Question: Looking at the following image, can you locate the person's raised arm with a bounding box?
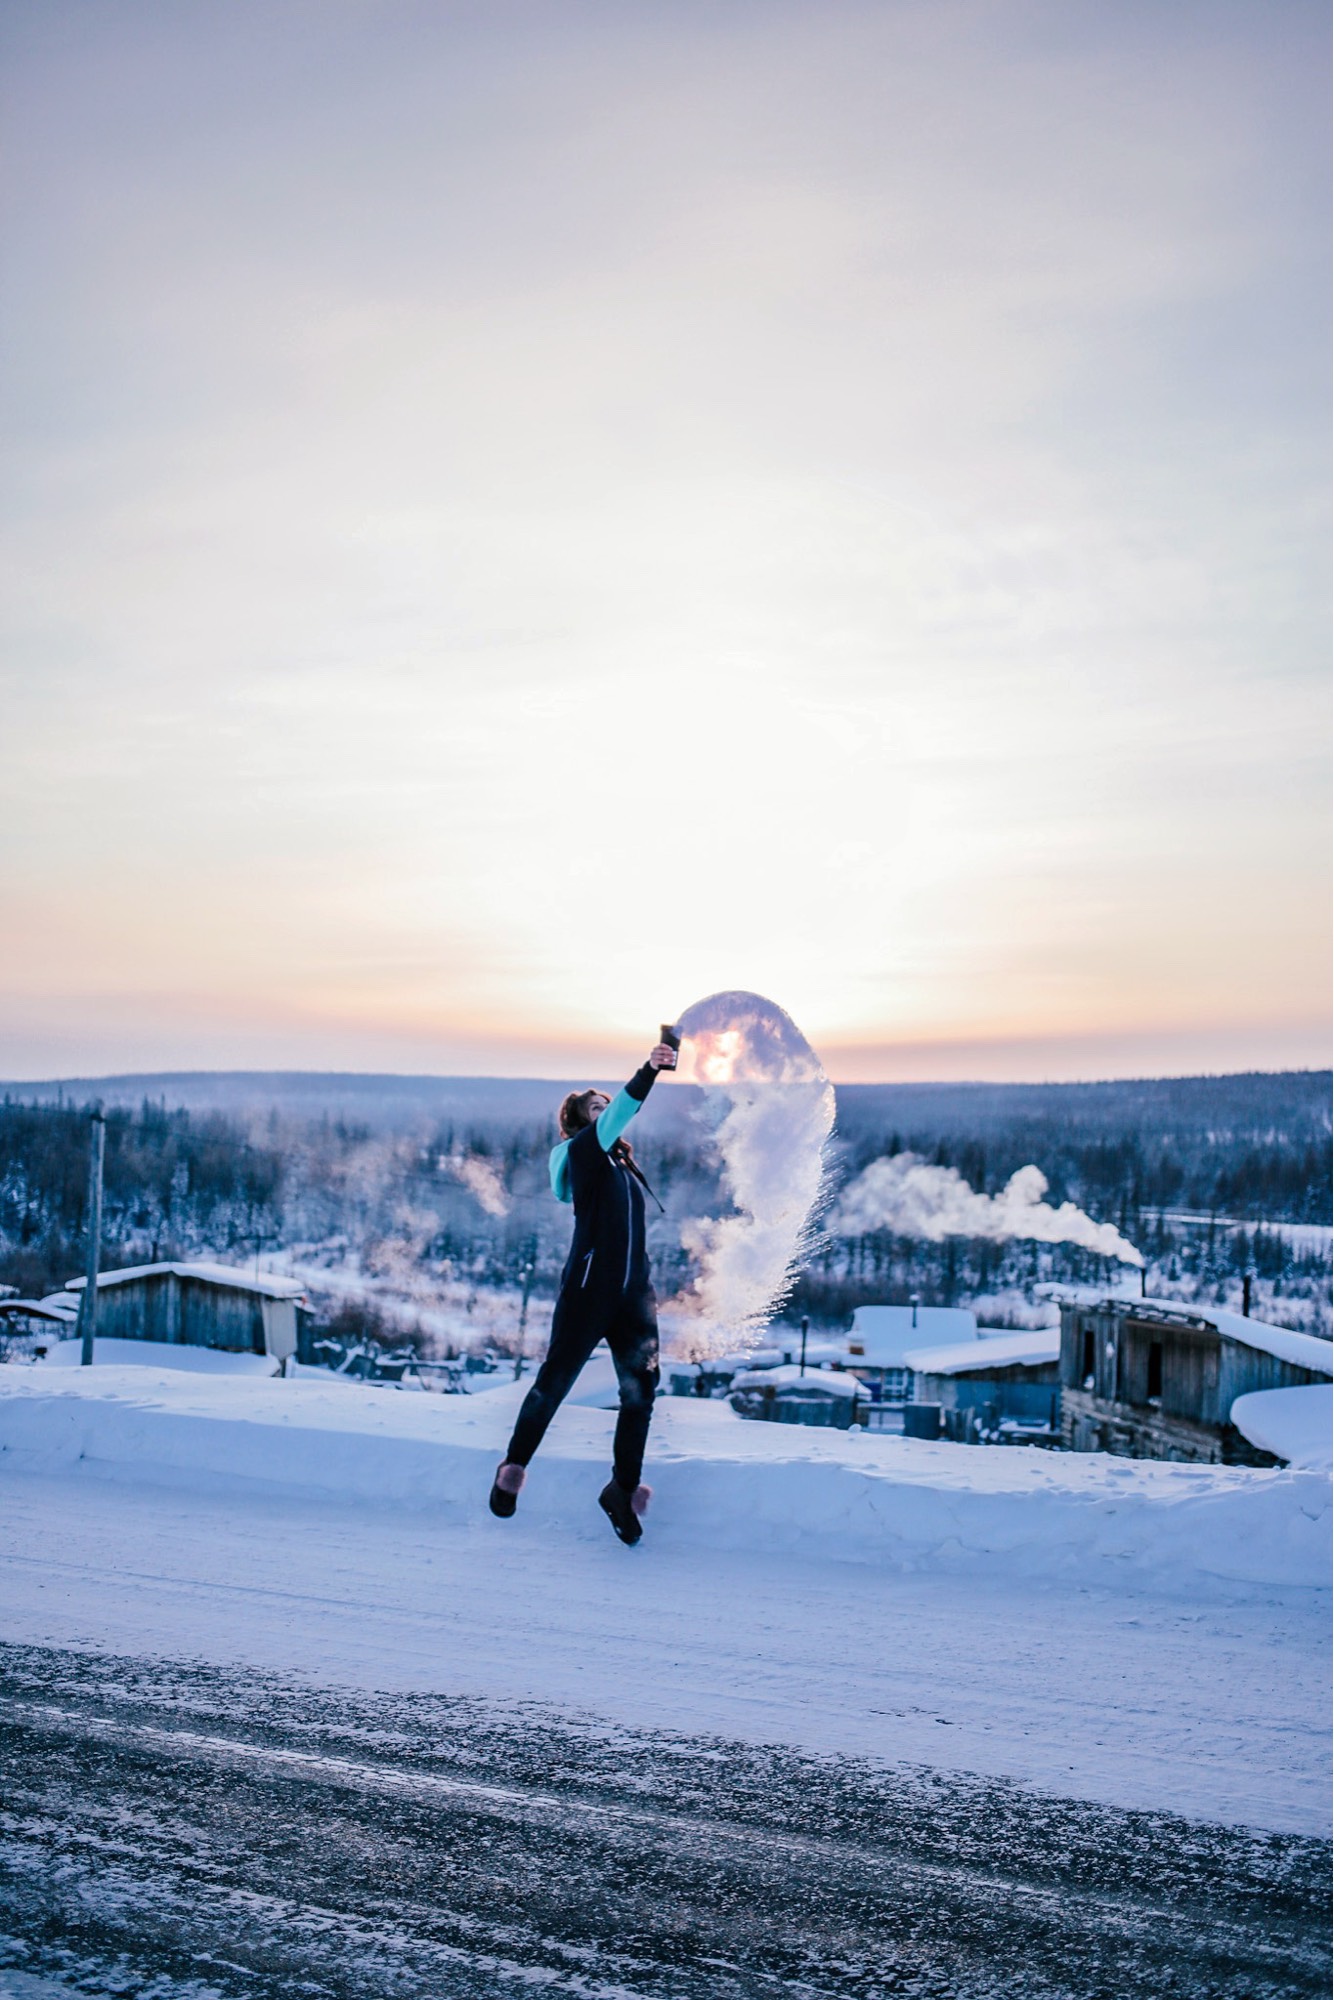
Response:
[596,1042,676,1152]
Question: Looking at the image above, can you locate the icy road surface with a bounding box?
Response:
[0,1644,1329,2000]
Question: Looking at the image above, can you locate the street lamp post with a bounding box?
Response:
[79,1108,106,1367]
[514,1260,535,1380]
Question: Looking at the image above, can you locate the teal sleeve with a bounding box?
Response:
[596,1087,641,1153]
[549,1141,573,1202]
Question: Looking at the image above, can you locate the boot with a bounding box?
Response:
[598,1479,651,1545]
[489,1461,526,1518]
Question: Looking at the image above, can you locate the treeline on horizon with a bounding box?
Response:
[834,1069,1333,1228]
[0,1071,1328,1307]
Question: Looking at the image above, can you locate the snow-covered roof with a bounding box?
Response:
[0,1298,78,1322]
[846,1305,977,1368]
[730,1364,863,1399]
[1058,1293,1333,1379]
[907,1329,1060,1376]
[65,1261,306,1301]
[712,1340,849,1372]
[1230,1386,1332,1469]
[1195,1302,1333,1378]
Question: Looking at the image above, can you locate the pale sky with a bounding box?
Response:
[1,0,1329,1083]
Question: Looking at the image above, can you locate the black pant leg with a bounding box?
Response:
[505,1287,604,1468]
[605,1287,660,1493]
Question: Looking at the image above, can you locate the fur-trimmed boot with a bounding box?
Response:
[598,1479,651,1545]
[488,1462,527,1518]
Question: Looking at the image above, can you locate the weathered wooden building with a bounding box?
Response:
[66,1261,309,1362]
[1059,1295,1333,1463]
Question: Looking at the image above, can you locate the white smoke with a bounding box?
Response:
[440,1153,511,1218]
[831,1153,1143,1266]
[670,990,835,1352]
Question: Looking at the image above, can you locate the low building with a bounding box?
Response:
[843,1304,979,1405]
[906,1328,1061,1444]
[1058,1295,1333,1463]
[0,1293,79,1357]
[729,1363,863,1431]
[0,1296,78,1333]
[668,1339,849,1399]
[65,1261,310,1363]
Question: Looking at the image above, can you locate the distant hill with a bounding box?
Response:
[0,1070,582,1131]
[834,1070,1333,1146]
[3,1065,1329,1144]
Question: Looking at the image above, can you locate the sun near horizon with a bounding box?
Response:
[1,1,1328,1089]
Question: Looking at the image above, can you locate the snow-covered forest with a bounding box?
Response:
[2,1070,1329,1348]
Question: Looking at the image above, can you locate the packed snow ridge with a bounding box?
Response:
[0,1362,1327,1593]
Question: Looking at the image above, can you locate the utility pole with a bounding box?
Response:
[79,1108,106,1367]
[513,1259,535,1380]
[799,1314,809,1376]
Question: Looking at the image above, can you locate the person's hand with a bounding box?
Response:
[649,1043,677,1070]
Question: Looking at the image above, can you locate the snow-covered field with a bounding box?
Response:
[0,1360,1328,1838]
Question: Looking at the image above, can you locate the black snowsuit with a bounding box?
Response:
[505,1063,660,1492]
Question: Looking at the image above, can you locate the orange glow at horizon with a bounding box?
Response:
[0,4,1326,1086]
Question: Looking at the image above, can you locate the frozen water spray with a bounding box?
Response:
[669,991,836,1353]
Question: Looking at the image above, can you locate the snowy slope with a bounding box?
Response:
[0,1364,1326,1590]
[38,1337,278,1378]
[0,1363,1328,1837]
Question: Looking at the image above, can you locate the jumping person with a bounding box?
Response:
[489,1039,676,1544]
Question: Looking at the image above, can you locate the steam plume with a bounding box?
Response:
[831,1154,1143,1265]
[441,1153,511,1218]
[671,990,835,1350]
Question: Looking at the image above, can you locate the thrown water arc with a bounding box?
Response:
[667,991,835,1355]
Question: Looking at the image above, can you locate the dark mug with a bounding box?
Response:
[659,1023,681,1070]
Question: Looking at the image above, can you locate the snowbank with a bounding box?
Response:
[38,1337,279,1378]
[0,1364,1327,1592]
[1231,1386,1333,1471]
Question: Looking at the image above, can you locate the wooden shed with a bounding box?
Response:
[66,1261,309,1362]
[1058,1295,1334,1464]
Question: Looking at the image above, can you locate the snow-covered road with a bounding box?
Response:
[1,1643,1328,2000]
[0,1457,1327,1836]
